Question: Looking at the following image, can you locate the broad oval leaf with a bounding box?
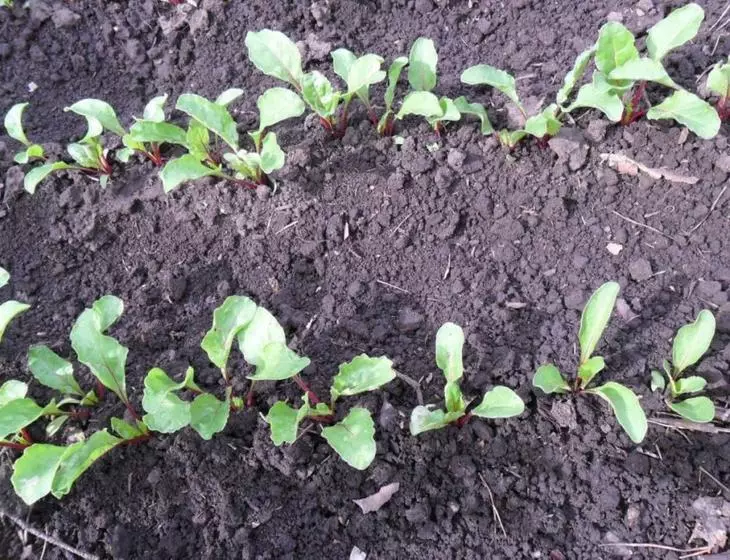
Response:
[265,400,301,445]
[595,22,638,75]
[129,121,187,146]
[190,393,230,440]
[396,91,443,120]
[0,300,30,343]
[460,64,522,110]
[111,417,146,440]
[432,97,461,125]
[647,3,704,62]
[52,430,121,498]
[471,386,525,419]
[610,58,677,89]
[453,96,494,135]
[27,345,83,396]
[245,29,304,88]
[647,90,721,140]
[0,398,44,440]
[215,88,244,107]
[321,407,376,470]
[176,93,239,150]
[301,71,339,118]
[248,342,310,381]
[408,37,438,91]
[142,94,168,122]
[672,309,715,374]
[4,102,31,145]
[24,162,72,194]
[201,296,257,371]
[141,368,191,433]
[259,132,285,174]
[674,375,707,395]
[0,380,28,406]
[332,48,357,83]
[11,444,66,505]
[668,396,715,423]
[578,281,620,364]
[257,87,305,130]
[409,405,463,435]
[557,48,595,106]
[65,99,126,137]
[567,82,624,122]
[384,56,409,111]
[159,155,218,193]
[435,322,464,383]
[331,355,395,401]
[650,370,666,392]
[590,381,647,443]
[347,53,386,96]
[707,60,730,97]
[237,306,286,366]
[533,364,570,394]
[577,356,605,389]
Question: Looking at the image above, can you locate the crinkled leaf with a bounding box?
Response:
[248,342,310,381]
[595,22,638,75]
[650,370,666,392]
[0,300,30,343]
[435,322,464,383]
[707,60,730,97]
[346,54,385,100]
[190,393,229,440]
[647,90,721,140]
[215,88,244,107]
[610,58,677,88]
[409,405,463,435]
[0,380,27,406]
[301,71,340,118]
[672,310,715,374]
[408,37,438,91]
[557,48,595,105]
[160,155,218,193]
[674,376,707,395]
[668,396,715,423]
[4,102,31,145]
[201,296,257,371]
[24,162,72,194]
[11,444,66,505]
[647,3,704,61]
[533,364,570,394]
[176,93,239,150]
[257,87,305,131]
[331,355,395,401]
[237,306,286,366]
[142,94,168,122]
[266,400,301,445]
[259,132,285,174]
[453,96,493,135]
[590,382,647,443]
[52,430,121,498]
[460,64,523,111]
[471,386,525,419]
[245,29,304,88]
[321,407,376,470]
[0,398,43,440]
[430,97,460,126]
[396,91,443,120]
[444,381,465,414]
[129,121,187,146]
[567,82,624,121]
[577,356,605,389]
[384,56,409,111]
[66,99,126,138]
[578,281,619,364]
[27,345,83,396]
[524,104,562,138]
[141,368,192,433]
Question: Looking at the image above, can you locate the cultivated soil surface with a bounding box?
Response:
[1,0,730,558]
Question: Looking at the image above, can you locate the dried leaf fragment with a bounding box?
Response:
[353,482,400,513]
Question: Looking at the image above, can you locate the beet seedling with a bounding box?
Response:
[651,310,716,423]
[409,323,524,435]
[377,56,409,135]
[0,266,30,344]
[117,94,181,166]
[265,354,396,470]
[4,103,46,164]
[532,282,648,444]
[706,57,730,121]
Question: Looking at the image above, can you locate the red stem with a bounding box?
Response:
[367,107,379,126]
[95,380,106,400]
[455,412,472,428]
[119,433,152,446]
[0,441,30,451]
[622,81,647,125]
[246,386,256,408]
[20,429,34,444]
[319,117,334,133]
[293,375,321,405]
[124,401,141,422]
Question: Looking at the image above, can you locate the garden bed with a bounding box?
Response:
[1,0,730,558]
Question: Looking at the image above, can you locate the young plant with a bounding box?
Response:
[4,103,46,164]
[409,323,524,435]
[650,310,716,423]
[562,4,720,138]
[376,55,409,135]
[532,282,648,444]
[706,57,730,121]
[265,354,396,470]
[116,94,178,166]
[0,266,30,344]
[245,29,385,135]
[157,88,304,192]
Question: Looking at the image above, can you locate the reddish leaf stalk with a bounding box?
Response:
[293,375,321,405]
[119,433,152,446]
[621,81,647,125]
[20,429,34,444]
[0,441,30,451]
[718,96,729,121]
[455,412,472,428]
[367,107,379,126]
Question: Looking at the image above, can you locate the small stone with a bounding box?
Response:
[188,9,210,35]
[606,11,624,21]
[52,6,81,28]
[146,468,161,485]
[550,400,577,429]
[715,154,730,173]
[447,148,466,170]
[491,216,524,241]
[398,308,424,333]
[629,258,653,282]
[697,280,722,299]
[586,119,609,143]
[310,1,328,25]
[378,400,398,430]
[717,304,730,333]
[304,33,331,61]
[4,167,24,201]
[625,504,640,528]
[347,280,364,298]
[564,289,585,310]
[548,129,588,170]
[635,0,654,12]
[606,242,623,255]
[414,0,435,13]
[256,185,270,200]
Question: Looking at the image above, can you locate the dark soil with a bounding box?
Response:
[1,0,730,558]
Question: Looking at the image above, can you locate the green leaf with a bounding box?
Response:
[201,296,257,371]
[577,356,605,389]
[248,342,310,381]
[435,322,464,383]
[215,88,244,107]
[650,370,666,392]
[557,48,595,106]
[707,60,730,97]
[257,87,305,131]
[430,97,461,126]
[259,132,285,174]
[46,415,68,437]
[67,141,102,169]
[589,382,647,444]
[24,162,72,194]
[142,94,168,122]
[408,37,438,91]
[453,97,494,135]
[321,407,376,470]
[460,64,523,111]
[129,121,187,146]
[0,398,44,439]
[471,386,525,419]
[0,380,28,406]
[647,90,721,140]
[646,3,704,61]
[346,54,386,100]
[330,355,395,401]
[671,310,715,374]
[674,376,707,395]
[668,396,715,423]
[245,29,304,88]
[141,367,192,433]
[176,93,239,150]
[115,147,134,163]
[186,121,210,159]
[52,430,121,498]
[160,155,218,193]
[497,129,527,148]
[567,82,624,122]
[237,306,286,366]
[190,393,229,440]
[384,56,409,111]
[300,71,340,118]
[225,150,260,180]
[409,405,463,435]
[265,400,301,445]
[0,300,30,343]
[65,99,126,138]
[11,444,66,505]
[523,104,562,138]
[610,58,677,89]
[111,417,145,440]
[0,267,7,289]
[332,48,357,83]
[70,295,128,402]
[595,22,638,75]
[4,102,31,145]
[396,91,443,120]
[578,281,620,364]
[533,364,570,394]
[27,345,83,396]
[444,381,466,414]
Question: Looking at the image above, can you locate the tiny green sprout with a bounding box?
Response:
[377,56,409,135]
[265,354,396,470]
[118,94,181,166]
[532,282,648,444]
[706,57,730,121]
[0,265,30,344]
[650,310,716,423]
[3,103,46,164]
[409,323,524,436]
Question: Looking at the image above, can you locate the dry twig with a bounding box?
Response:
[478,473,507,537]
